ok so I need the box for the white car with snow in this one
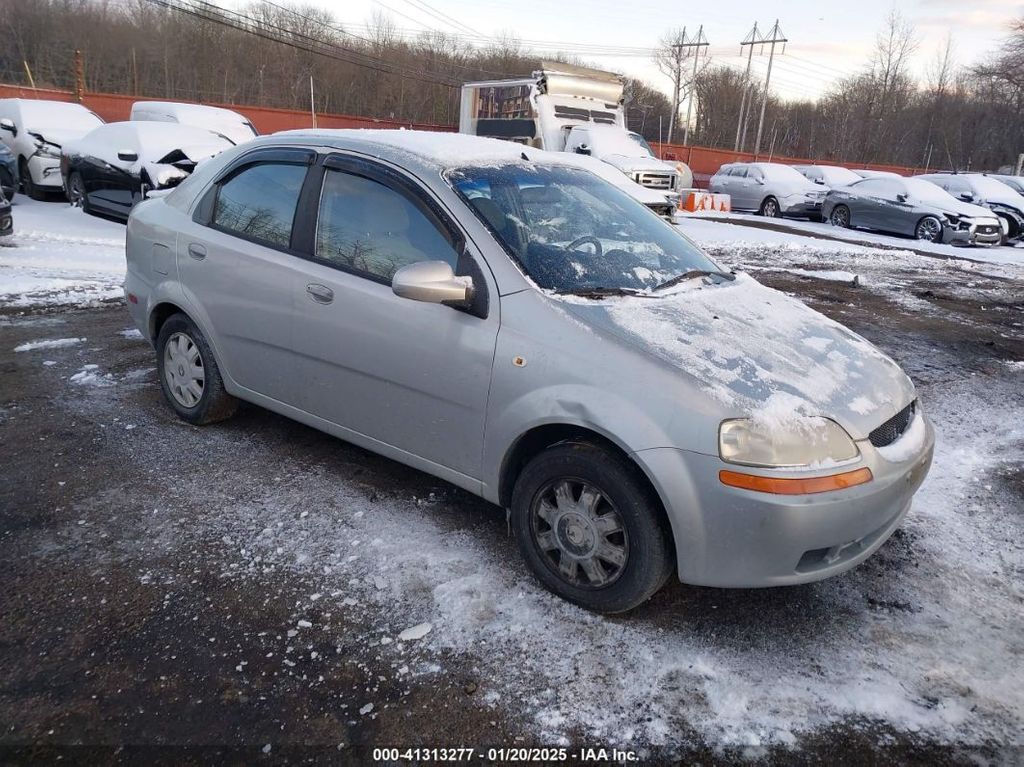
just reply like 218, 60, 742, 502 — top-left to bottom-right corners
61, 121, 234, 221
709, 162, 827, 219
0, 98, 104, 199
130, 101, 259, 147
793, 164, 862, 191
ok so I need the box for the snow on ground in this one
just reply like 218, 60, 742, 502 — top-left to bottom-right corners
682, 209, 1024, 268
0, 197, 125, 308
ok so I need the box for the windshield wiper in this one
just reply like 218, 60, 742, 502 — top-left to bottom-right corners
653, 269, 736, 292
556, 286, 654, 299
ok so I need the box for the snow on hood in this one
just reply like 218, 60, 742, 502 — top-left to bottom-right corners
27, 126, 95, 148
600, 154, 678, 175
558, 273, 914, 437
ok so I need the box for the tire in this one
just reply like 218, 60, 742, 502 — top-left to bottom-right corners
759, 196, 781, 218
0, 167, 14, 202
995, 213, 1018, 244
67, 172, 89, 212
915, 215, 943, 243
829, 204, 851, 228
510, 441, 675, 614
18, 157, 43, 201
156, 313, 237, 425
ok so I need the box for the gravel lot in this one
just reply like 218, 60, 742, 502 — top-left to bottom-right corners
1, 203, 1022, 762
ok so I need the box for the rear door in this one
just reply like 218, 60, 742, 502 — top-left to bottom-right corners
288, 155, 500, 481
732, 166, 756, 209
177, 147, 314, 403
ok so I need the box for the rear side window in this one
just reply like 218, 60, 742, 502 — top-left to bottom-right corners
314, 169, 460, 283
213, 163, 307, 248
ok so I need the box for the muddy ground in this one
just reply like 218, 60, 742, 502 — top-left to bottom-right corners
1, 253, 1022, 763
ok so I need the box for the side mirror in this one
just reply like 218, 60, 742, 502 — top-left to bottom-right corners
574, 144, 591, 156
116, 149, 139, 163
754, 177, 765, 185
896, 193, 908, 203
959, 192, 974, 202
392, 260, 473, 307
813, 178, 825, 185
0, 118, 16, 136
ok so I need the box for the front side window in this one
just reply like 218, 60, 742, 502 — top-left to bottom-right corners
315, 169, 460, 283
449, 164, 721, 294
213, 162, 306, 248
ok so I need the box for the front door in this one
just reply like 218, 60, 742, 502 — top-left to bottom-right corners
290, 157, 500, 481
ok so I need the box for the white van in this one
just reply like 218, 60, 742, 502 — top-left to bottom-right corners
130, 102, 258, 146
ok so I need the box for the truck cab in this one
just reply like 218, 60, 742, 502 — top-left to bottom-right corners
460, 62, 690, 204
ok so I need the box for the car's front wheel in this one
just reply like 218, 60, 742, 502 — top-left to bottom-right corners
18, 157, 43, 201
67, 172, 88, 212
156, 313, 237, 425
915, 215, 943, 243
829, 204, 851, 228
759, 196, 781, 218
510, 441, 675, 613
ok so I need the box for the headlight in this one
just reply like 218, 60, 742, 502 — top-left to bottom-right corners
719, 417, 860, 468
943, 213, 960, 226
34, 141, 60, 159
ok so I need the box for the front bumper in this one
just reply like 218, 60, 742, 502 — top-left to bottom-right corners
27, 154, 63, 188
781, 196, 824, 218
635, 413, 935, 587
944, 220, 1003, 246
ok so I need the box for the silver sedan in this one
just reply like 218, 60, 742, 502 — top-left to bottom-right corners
125, 130, 934, 612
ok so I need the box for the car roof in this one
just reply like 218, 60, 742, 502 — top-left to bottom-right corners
271, 129, 576, 171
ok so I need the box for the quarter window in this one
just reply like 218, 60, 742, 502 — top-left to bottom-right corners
315, 169, 460, 283
213, 162, 307, 248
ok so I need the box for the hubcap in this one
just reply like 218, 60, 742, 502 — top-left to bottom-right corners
163, 332, 205, 408
764, 200, 777, 216
832, 208, 849, 227
531, 479, 628, 589
918, 218, 941, 241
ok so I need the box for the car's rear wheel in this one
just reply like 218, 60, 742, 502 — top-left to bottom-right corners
510, 441, 675, 613
18, 157, 43, 201
915, 215, 943, 242
759, 196, 781, 218
156, 313, 237, 425
830, 204, 851, 228
67, 172, 88, 212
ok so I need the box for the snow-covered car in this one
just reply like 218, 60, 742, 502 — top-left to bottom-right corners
0, 192, 11, 236
824, 176, 1004, 245
916, 173, 1024, 242
793, 164, 862, 190
61, 122, 234, 221
709, 162, 826, 219
124, 129, 935, 613
0, 142, 16, 201
992, 174, 1024, 195
0, 99, 104, 199
852, 169, 901, 179
130, 101, 258, 146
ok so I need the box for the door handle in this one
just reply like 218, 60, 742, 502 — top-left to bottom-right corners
306, 283, 334, 304
187, 243, 207, 260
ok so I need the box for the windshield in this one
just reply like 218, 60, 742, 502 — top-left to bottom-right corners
627, 132, 656, 157
971, 175, 1018, 198
906, 178, 957, 205
820, 166, 861, 186
449, 164, 721, 294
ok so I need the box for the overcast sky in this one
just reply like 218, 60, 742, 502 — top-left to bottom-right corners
295, 0, 1022, 100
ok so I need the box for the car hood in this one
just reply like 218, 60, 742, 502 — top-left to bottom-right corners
600, 154, 678, 174
978, 193, 1024, 212
26, 126, 94, 148
943, 199, 999, 219
556, 273, 915, 439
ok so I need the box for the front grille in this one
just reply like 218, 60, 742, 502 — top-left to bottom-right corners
869, 401, 916, 448
977, 225, 999, 235
634, 172, 676, 190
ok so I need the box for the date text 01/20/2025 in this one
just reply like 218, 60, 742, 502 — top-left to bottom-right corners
372, 747, 640, 761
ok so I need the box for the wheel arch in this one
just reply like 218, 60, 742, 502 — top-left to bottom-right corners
148, 300, 189, 343
497, 423, 675, 546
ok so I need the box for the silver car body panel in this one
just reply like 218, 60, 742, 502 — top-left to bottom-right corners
126, 129, 934, 588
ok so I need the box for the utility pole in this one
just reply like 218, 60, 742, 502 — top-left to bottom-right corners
73, 50, 84, 103
752, 19, 787, 160
734, 22, 761, 151
675, 25, 709, 147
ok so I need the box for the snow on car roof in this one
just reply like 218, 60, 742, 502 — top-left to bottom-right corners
278, 129, 547, 168
132, 101, 249, 123
70, 121, 232, 161
13, 99, 103, 131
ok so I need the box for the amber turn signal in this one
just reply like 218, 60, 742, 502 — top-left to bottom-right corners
719, 467, 873, 495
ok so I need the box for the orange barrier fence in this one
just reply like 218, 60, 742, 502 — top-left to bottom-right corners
0, 83, 926, 183
0, 84, 455, 134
